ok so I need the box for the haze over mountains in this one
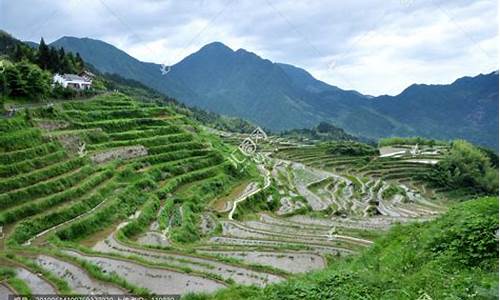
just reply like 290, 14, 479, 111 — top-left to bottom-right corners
51, 36, 499, 148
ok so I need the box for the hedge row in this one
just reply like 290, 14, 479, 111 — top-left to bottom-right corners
136, 149, 210, 166
63, 107, 169, 122
71, 118, 169, 132
87, 133, 193, 150
0, 117, 29, 132
147, 142, 206, 155
0, 129, 43, 152
156, 163, 227, 198
0, 169, 113, 225
9, 176, 118, 245
56, 178, 157, 241
0, 150, 67, 178
0, 157, 86, 193
0, 142, 60, 165
121, 194, 161, 238
107, 126, 181, 141
0, 165, 94, 210
148, 153, 223, 182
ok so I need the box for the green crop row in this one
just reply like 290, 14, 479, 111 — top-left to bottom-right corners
0, 128, 43, 152
87, 133, 193, 150
148, 153, 223, 182
56, 178, 158, 241
0, 157, 86, 193
8, 177, 118, 245
0, 142, 60, 165
0, 169, 113, 225
156, 163, 227, 199
71, 118, 169, 132
121, 194, 161, 238
0, 165, 94, 210
0, 117, 30, 132
61, 98, 134, 110
136, 149, 211, 166
107, 126, 181, 141
0, 150, 67, 178
147, 142, 206, 155
63, 107, 169, 122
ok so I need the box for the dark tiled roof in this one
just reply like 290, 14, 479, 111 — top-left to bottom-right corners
62, 74, 90, 82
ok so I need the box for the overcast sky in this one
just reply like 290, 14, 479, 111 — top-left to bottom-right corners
1, 0, 497, 95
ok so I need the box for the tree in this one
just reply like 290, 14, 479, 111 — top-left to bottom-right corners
47, 47, 60, 72
37, 38, 50, 69
3, 63, 25, 97
75, 52, 84, 71
431, 140, 498, 194
1, 60, 50, 100
23, 61, 50, 99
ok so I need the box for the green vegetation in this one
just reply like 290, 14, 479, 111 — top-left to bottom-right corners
0, 32, 86, 101
279, 122, 360, 143
0, 60, 52, 99
325, 141, 378, 156
0, 49, 497, 299
426, 140, 498, 195
381, 184, 406, 200
0, 266, 32, 295
187, 197, 498, 299
379, 137, 448, 147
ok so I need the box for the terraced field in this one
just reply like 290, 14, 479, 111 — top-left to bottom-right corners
0, 94, 452, 297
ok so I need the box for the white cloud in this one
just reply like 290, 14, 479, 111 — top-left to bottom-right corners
0, 0, 497, 95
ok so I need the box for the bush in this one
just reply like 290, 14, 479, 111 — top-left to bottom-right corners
379, 137, 448, 147
428, 140, 498, 195
0, 60, 51, 100
0, 142, 59, 164
325, 141, 378, 156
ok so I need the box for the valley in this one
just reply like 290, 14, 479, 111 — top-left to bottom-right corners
2, 92, 490, 299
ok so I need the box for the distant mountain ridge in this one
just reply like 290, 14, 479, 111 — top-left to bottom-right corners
50, 36, 499, 149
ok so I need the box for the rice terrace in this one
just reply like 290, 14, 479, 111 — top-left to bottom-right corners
0, 1, 499, 300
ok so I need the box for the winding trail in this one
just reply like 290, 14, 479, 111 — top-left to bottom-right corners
228, 164, 271, 220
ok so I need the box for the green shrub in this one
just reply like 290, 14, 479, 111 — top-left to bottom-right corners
0, 150, 67, 177
0, 156, 85, 193
0, 142, 60, 164
56, 178, 157, 241
0, 165, 94, 210
427, 140, 498, 195
379, 137, 448, 147
0, 128, 43, 152
0, 169, 113, 225
325, 141, 378, 156
121, 194, 161, 238
8, 175, 117, 245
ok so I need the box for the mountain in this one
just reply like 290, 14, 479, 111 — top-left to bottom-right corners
51, 37, 499, 149
370, 72, 499, 148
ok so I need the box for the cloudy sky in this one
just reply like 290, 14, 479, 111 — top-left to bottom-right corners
0, 0, 497, 95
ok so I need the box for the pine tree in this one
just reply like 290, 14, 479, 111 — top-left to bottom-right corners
75, 52, 84, 72
48, 47, 59, 72
37, 38, 50, 70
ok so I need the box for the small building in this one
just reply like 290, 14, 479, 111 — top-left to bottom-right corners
53, 73, 92, 90
80, 70, 96, 81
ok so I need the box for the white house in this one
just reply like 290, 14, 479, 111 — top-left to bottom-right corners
53, 74, 92, 90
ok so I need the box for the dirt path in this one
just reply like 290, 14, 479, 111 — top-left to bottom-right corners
228, 165, 271, 220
